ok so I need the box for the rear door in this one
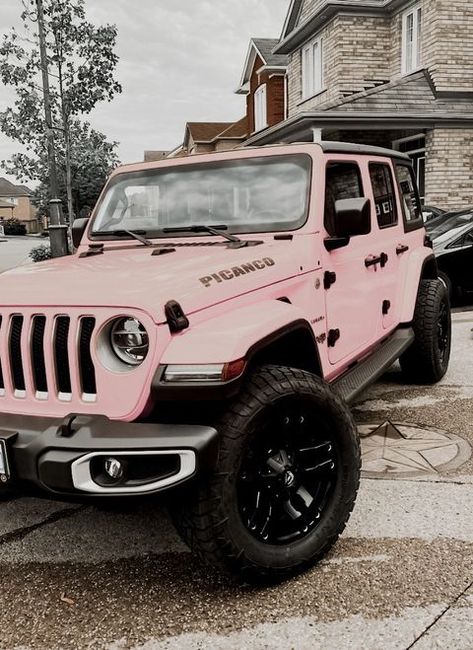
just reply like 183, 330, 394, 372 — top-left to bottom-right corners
366, 161, 405, 331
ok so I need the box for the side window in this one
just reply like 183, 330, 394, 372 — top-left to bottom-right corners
325, 162, 364, 236
396, 164, 423, 227
369, 163, 398, 229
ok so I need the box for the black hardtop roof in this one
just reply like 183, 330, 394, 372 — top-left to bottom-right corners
318, 141, 411, 162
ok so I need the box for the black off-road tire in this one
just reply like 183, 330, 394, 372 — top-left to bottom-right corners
438, 271, 452, 301
172, 365, 360, 583
400, 278, 451, 384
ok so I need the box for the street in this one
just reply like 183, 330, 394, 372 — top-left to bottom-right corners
0, 236, 40, 273
0, 310, 471, 649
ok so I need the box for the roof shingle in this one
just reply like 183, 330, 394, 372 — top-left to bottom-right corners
0, 178, 33, 197
186, 122, 234, 143
325, 71, 473, 114
252, 38, 288, 67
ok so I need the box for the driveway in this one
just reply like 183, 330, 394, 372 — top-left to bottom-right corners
0, 312, 471, 649
0, 236, 42, 273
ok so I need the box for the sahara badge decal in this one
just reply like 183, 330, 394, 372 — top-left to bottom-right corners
199, 258, 275, 288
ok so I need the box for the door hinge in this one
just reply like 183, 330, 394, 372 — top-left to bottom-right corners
328, 329, 341, 347
324, 271, 337, 290
382, 300, 391, 315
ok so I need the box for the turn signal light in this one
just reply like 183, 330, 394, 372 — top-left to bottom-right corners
163, 359, 246, 383
222, 359, 246, 381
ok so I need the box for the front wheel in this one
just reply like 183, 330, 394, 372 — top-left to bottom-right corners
172, 365, 361, 583
400, 278, 451, 383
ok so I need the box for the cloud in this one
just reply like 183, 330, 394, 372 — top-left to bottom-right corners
0, 0, 290, 183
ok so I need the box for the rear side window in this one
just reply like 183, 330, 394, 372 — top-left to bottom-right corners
396, 164, 423, 226
369, 163, 398, 228
325, 162, 364, 236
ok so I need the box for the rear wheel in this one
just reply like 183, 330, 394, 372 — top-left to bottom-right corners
438, 271, 452, 301
172, 365, 360, 583
400, 279, 451, 383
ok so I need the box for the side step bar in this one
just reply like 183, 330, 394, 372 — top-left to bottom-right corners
331, 328, 415, 405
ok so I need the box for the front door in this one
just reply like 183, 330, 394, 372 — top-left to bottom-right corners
322, 159, 382, 366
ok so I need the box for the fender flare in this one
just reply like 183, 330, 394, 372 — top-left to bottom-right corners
160, 300, 319, 366
399, 252, 438, 324
154, 300, 322, 400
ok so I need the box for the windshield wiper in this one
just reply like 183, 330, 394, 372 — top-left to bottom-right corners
162, 224, 242, 244
111, 229, 153, 246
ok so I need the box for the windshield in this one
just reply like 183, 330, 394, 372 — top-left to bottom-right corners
428, 210, 473, 240
91, 155, 311, 238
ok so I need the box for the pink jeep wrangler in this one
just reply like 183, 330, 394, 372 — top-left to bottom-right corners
0, 142, 451, 582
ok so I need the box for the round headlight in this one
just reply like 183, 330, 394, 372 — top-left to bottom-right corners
110, 317, 149, 366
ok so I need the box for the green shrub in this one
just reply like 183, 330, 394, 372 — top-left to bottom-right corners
29, 244, 52, 263
3, 218, 26, 236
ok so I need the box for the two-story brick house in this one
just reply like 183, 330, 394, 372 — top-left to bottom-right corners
0, 178, 38, 232
243, 0, 473, 208
162, 119, 248, 159
236, 38, 288, 136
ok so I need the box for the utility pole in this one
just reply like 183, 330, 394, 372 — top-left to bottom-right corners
36, 0, 69, 257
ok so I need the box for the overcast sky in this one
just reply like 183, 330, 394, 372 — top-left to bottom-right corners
0, 0, 290, 183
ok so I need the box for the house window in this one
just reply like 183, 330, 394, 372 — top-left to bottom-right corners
302, 37, 323, 99
8, 197, 18, 205
402, 4, 422, 75
254, 84, 267, 132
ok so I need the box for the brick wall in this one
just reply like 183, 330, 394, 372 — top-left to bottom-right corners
267, 75, 286, 126
425, 128, 473, 208
288, 0, 473, 113
247, 55, 286, 134
287, 14, 391, 116
428, 0, 473, 91
0, 196, 37, 221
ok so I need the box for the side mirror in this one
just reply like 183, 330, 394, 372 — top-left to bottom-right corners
72, 217, 90, 249
334, 198, 371, 237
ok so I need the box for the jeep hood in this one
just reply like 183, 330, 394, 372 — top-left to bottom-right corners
0, 240, 311, 322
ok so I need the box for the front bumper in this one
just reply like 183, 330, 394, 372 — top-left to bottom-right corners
0, 413, 217, 499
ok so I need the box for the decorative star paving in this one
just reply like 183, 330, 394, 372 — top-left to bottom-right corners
359, 421, 461, 475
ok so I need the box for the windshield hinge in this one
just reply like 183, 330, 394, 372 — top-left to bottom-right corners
165, 300, 189, 333
79, 243, 104, 258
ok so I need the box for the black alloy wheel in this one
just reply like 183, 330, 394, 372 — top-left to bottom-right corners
437, 299, 450, 365
238, 397, 337, 545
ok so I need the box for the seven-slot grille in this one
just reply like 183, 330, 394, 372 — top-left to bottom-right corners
0, 313, 97, 402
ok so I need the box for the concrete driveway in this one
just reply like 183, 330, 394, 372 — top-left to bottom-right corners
0, 236, 41, 273
0, 313, 471, 649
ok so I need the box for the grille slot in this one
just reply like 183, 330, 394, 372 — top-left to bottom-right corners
9, 315, 25, 393
31, 315, 48, 394
54, 316, 72, 396
79, 317, 96, 396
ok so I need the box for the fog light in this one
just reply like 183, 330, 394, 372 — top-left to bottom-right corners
104, 457, 124, 480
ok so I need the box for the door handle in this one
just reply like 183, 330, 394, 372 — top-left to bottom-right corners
365, 252, 388, 268
396, 244, 409, 255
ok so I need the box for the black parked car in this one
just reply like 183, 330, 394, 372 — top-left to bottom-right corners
422, 205, 446, 223
429, 209, 473, 303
